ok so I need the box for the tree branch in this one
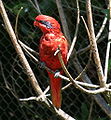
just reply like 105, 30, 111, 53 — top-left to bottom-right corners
67, 0, 80, 61
104, 1, 111, 83
86, 0, 105, 87
27, 0, 41, 14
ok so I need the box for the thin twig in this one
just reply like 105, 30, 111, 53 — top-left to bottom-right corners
18, 40, 39, 60
15, 7, 23, 38
19, 96, 40, 102
104, 1, 111, 83
104, 41, 111, 83
18, 40, 39, 56
62, 81, 99, 91
20, 86, 50, 102
81, 16, 91, 39
34, 0, 41, 14
27, 0, 41, 14
20, 42, 39, 63
95, 17, 108, 41
44, 86, 50, 95
67, 0, 80, 61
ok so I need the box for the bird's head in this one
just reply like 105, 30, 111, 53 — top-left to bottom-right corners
34, 15, 61, 33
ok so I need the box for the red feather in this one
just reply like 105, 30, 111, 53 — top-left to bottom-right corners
34, 15, 68, 108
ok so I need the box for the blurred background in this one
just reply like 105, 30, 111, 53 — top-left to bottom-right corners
0, 0, 110, 120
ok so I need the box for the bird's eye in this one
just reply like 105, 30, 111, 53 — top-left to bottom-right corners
38, 20, 53, 29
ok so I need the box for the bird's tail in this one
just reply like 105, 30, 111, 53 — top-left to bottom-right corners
48, 72, 62, 108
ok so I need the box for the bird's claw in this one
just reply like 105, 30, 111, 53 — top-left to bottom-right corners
39, 62, 46, 69
54, 70, 60, 78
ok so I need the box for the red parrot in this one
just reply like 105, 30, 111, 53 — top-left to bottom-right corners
34, 15, 68, 108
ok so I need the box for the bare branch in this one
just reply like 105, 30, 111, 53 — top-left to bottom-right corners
34, 0, 41, 14
62, 48, 92, 91
27, 0, 41, 14
81, 16, 91, 38
15, 7, 23, 38
62, 81, 99, 91
19, 96, 41, 102
18, 40, 39, 56
95, 17, 108, 41
86, 0, 105, 87
20, 86, 50, 102
104, 1, 111, 83
19, 40, 39, 63
67, 0, 80, 61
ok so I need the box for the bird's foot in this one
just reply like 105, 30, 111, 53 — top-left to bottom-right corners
54, 70, 60, 78
39, 62, 46, 69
